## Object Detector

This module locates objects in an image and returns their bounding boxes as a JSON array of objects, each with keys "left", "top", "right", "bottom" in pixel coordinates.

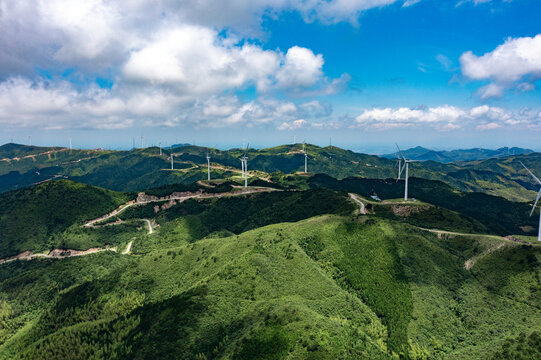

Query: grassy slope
[
  {"left": 0, "top": 180, "right": 129, "bottom": 257},
  {"left": 308, "top": 174, "right": 537, "bottom": 236},
  {"left": 0, "top": 219, "right": 391, "bottom": 360},
  {"left": 1, "top": 143, "right": 539, "bottom": 202},
  {"left": 0, "top": 213, "right": 538, "bottom": 359}
]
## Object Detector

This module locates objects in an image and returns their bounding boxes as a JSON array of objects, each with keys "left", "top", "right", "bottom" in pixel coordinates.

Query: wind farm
[{"left": 1, "top": 0, "right": 540, "bottom": 359}]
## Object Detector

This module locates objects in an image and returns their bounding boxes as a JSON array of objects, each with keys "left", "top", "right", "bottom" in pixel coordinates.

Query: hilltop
[
  {"left": 383, "top": 146, "right": 534, "bottom": 163},
  {"left": 0, "top": 176, "right": 539, "bottom": 359},
  {"left": 1, "top": 143, "right": 540, "bottom": 202}
]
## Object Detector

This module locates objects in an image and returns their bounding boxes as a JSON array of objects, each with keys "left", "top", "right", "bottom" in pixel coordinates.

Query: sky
[{"left": 1, "top": 0, "right": 541, "bottom": 153}]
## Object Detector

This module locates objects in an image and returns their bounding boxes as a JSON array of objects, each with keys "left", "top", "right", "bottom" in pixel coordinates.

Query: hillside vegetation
[
  {"left": 0, "top": 167, "right": 540, "bottom": 358},
  {"left": 0, "top": 212, "right": 538, "bottom": 359},
  {"left": 1, "top": 143, "right": 540, "bottom": 202},
  {"left": 0, "top": 180, "right": 129, "bottom": 258}
]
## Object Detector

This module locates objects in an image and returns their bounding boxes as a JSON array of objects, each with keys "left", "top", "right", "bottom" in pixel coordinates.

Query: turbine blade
[
  {"left": 520, "top": 162, "right": 541, "bottom": 185},
  {"left": 395, "top": 143, "right": 406, "bottom": 161},
  {"left": 530, "top": 189, "right": 541, "bottom": 216}
]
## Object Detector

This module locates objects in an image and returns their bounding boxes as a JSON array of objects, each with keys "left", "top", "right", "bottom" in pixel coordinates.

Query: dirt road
[{"left": 349, "top": 193, "right": 368, "bottom": 214}]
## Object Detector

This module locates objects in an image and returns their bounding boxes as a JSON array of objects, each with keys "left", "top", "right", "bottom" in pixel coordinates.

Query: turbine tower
[
  {"left": 159, "top": 141, "right": 162, "bottom": 156},
  {"left": 241, "top": 143, "right": 249, "bottom": 187},
  {"left": 520, "top": 161, "right": 541, "bottom": 242},
  {"left": 303, "top": 142, "right": 308, "bottom": 173},
  {"left": 170, "top": 153, "right": 174, "bottom": 170},
  {"left": 206, "top": 153, "right": 211, "bottom": 181},
  {"left": 240, "top": 158, "right": 245, "bottom": 178},
  {"left": 396, "top": 143, "right": 417, "bottom": 201},
  {"left": 69, "top": 138, "right": 72, "bottom": 154},
  {"left": 396, "top": 151, "right": 402, "bottom": 180}
]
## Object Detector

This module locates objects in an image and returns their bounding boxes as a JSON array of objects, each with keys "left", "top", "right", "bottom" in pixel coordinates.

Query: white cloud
[
  {"left": 276, "top": 46, "right": 323, "bottom": 88},
  {"left": 278, "top": 119, "right": 307, "bottom": 130},
  {"left": 476, "top": 122, "right": 501, "bottom": 130},
  {"left": 0, "top": 77, "right": 333, "bottom": 130},
  {"left": 123, "top": 25, "right": 283, "bottom": 94},
  {"left": 298, "top": 0, "right": 400, "bottom": 24},
  {"left": 460, "top": 34, "right": 541, "bottom": 98},
  {"left": 0, "top": 0, "right": 411, "bottom": 77},
  {"left": 122, "top": 27, "right": 346, "bottom": 96},
  {"left": 355, "top": 105, "right": 529, "bottom": 130}
]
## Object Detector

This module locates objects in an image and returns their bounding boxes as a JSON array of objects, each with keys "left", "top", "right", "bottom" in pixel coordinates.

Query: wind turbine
[
  {"left": 170, "top": 153, "right": 174, "bottom": 170},
  {"left": 243, "top": 144, "right": 249, "bottom": 187},
  {"left": 520, "top": 161, "right": 541, "bottom": 242},
  {"left": 206, "top": 152, "right": 211, "bottom": 181},
  {"left": 396, "top": 143, "right": 417, "bottom": 201},
  {"left": 303, "top": 142, "right": 308, "bottom": 173},
  {"left": 159, "top": 141, "right": 162, "bottom": 156},
  {"left": 69, "top": 138, "right": 72, "bottom": 154},
  {"left": 396, "top": 153, "right": 402, "bottom": 180},
  {"left": 239, "top": 143, "right": 249, "bottom": 187}
]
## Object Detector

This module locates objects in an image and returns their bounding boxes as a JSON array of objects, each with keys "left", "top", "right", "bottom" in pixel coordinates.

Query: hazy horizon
[{"left": 1, "top": 1, "right": 540, "bottom": 152}]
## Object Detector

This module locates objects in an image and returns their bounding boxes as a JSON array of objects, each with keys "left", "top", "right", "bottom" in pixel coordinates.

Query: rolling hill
[
  {"left": 1, "top": 143, "right": 540, "bottom": 203},
  {"left": 383, "top": 146, "right": 534, "bottom": 163},
  {"left": 0, "top": 178, "right": 539, "bottom": 358}
]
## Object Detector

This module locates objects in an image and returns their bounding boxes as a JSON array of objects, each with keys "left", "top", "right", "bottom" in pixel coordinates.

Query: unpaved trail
[
  {"left": 464, "top": 242, "right": 508, "bottom": 270},
  {"left": 0, "top": 248, "right": 116, "bottom": 265},
  {"left": 85, "top": 187, "right": 277, "bottom": 227},
  {"left": 122, "top": 219, "right": 151, "bottom": 255},
  {"left": 122, "top": 241, "right": 133, "bottom": 255},
  {"left": 142, "top": 219, "right": 153, "bottom": 234},
  {"left": 349, "top": 193, "right": 368, "bottom": 214},
  {"left": 0, "top": 148, "right": 68, "bottom": 163},
  {"left": 1, "top": 187, "right": 277, "bottom": 265}
]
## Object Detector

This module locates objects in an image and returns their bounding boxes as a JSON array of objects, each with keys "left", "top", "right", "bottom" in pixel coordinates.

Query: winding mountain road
[
  {"left": 349, "top": 193, "right": 368, "bottom": 214},
  {"left": 1, "top": 187, "right": 277, "bottom": 264}
]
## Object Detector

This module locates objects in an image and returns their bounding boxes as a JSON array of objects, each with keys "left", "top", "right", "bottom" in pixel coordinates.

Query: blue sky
[{"left": 1, "top": 0, "right": 540, "bottom": 153}]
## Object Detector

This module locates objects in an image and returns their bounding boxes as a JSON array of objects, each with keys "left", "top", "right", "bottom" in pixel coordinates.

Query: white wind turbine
[
  {"left": 396, "top": 143, "right": 417, "bottom": 201},
  {"left": 206, "top": 152, "right": 211, "bottom": 181},
  {"left": 242, "top": 143, "right": 249, "bottom": 187},
  {"left": 159, "top": 141, "right": 162, "bottom": 156},
  {"left": 170, "top": 152, "right": 174, "bottom": 170},
  {"left": 302, "top": 142, "right": 308, "bottom": 173},
  {"left": 396, "top": 153, "right": 402, "bottom": 180},
  {"left": 520, "top": 161, "right": 541, "bottom": 242}
]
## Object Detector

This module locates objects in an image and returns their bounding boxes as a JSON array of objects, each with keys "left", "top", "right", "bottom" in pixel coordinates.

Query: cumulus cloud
[
  {"left": 123, "top": 30, "right": 340, "bottom": 95},
  {"left": 460, "top": 34, "right": 541, "bottom": 98},
  {"left": 355, "top": 105, "right": 535, "bottom": 130},
  {"left": 0, "top": 77, "right": 333, "bottom": 130},
  {"left": 278, "top": 119, "right": 308, "bottom": 130},
  {"left": 0, "top": 0, "right": 358, "bottom": 131},
  {"left": 122, "top": 25, "right": 283, "bottom": 94},
  {"left": 276, "top": 46, "right": 323, "bottom": 88},
  {"left": 0, "top": 0, "right": 411, "bottom": 77}
]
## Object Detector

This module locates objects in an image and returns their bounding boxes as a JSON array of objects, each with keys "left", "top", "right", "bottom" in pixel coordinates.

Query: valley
[{"left": 0, "top": 149, "right": 539, "bottom": 358}]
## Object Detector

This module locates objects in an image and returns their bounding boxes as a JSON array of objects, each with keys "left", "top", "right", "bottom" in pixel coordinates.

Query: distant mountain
[
  {"left": 168, "top": 143, "right": 192, "bottom": 149},
  {"left": 1, "top": 143, "right": 540, "bottom": 202},
  {"left": 0, "top": 142, "right": 65, "bottom": 159},
  {"left": 383, "top": 146, "right": 534, "bottom": 163}
]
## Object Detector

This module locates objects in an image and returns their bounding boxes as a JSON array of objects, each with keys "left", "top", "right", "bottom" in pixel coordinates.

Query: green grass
[
  {"left": 0, "top": 180, "right": 129, "bottom": 258},
  {"left": 3, "top": 143, "right": 540, "bottom": 203},
  {"left": 0, "top": 176, "right": 540, "bottom": 359}
]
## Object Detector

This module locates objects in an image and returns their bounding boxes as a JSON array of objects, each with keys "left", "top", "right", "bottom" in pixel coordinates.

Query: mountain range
[{"left": 383, "top": 146, "right": 534, "bottom": 163}]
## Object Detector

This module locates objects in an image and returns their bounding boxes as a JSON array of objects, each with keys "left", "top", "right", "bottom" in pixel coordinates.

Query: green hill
[
  {"left": 307, "top": 174, "right": 537, "bottom": 236},
  {"left": 2, "top": 143, "right": 541, "bottom": 202},
  {"left": 383, "top": 146, "right": 533, "bottom": 163},
  {"left": 0, "top": 210, "right": 539, "bottom": 359},
  {"left": 0, "top": 180, "right": 129, "bottom": 258}
]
